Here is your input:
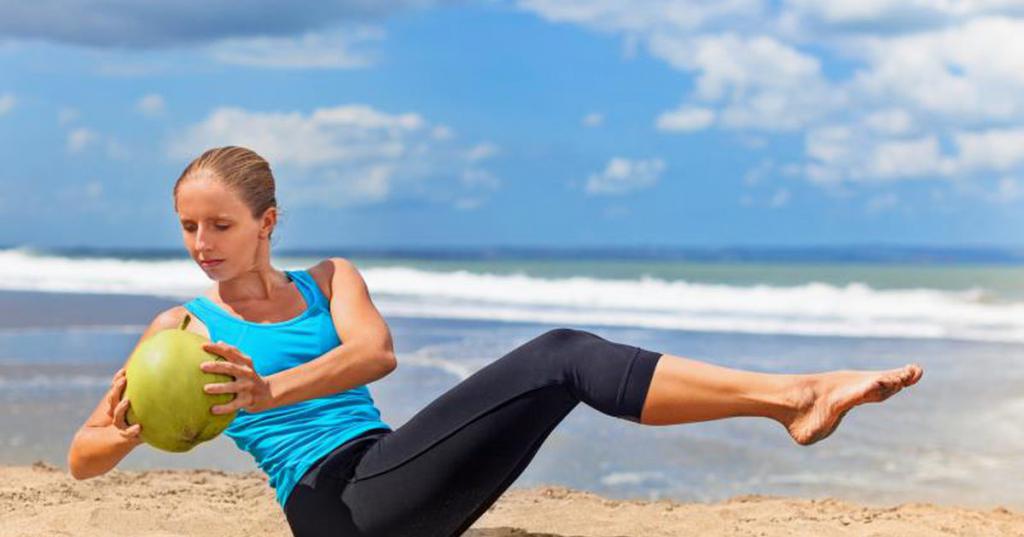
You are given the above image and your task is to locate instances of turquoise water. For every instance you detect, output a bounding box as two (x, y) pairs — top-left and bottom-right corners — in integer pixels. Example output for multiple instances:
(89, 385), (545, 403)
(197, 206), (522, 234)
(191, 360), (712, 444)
(349, 257), (1024, 300)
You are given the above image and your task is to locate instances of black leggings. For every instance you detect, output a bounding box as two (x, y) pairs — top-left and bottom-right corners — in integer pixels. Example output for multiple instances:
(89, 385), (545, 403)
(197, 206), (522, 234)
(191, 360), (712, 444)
(283, 328), (664, 537)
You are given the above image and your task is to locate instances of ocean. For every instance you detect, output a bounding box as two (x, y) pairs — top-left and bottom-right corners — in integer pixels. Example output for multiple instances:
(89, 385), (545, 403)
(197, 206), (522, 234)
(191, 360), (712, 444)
(2, 245), (1023, 508)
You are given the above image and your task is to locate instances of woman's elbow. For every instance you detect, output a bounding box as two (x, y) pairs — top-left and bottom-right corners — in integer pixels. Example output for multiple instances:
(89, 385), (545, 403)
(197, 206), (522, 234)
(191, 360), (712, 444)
(67, 451), (90, 481)
(379, 351), (398, 374)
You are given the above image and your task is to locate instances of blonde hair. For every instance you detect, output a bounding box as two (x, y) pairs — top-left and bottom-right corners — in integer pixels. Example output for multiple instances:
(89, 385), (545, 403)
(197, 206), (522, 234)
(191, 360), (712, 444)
(173, 146), (281, 240)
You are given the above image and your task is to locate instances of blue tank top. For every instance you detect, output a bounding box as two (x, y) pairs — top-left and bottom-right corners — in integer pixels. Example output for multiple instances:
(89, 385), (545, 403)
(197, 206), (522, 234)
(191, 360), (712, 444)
(182, 269), (392, 509)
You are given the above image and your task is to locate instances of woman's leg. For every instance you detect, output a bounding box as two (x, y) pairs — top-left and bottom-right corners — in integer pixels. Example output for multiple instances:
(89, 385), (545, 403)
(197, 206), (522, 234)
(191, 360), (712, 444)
(285, 328), (921, 537)
(335, 328), (662, 537)
(640, 355), (923, 444)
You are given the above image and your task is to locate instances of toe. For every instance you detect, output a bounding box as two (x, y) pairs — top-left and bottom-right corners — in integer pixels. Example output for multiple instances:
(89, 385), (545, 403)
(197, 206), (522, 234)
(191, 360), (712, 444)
(908, 364), (924, 384)
(872, 375), (903, 401)
(899, 364), (923, 386)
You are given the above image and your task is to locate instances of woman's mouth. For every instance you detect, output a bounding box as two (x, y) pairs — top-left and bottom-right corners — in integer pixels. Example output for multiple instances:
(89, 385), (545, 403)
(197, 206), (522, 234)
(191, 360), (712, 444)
(200, 259), (224, 269)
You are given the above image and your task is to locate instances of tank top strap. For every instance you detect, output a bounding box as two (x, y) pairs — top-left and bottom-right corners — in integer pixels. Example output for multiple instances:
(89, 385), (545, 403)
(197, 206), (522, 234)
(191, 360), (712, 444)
(286, 269), (329, 311)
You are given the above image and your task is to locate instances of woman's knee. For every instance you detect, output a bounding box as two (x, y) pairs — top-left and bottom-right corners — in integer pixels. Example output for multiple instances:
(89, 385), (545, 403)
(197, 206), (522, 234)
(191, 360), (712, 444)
(534, 327), (599, 347)
(521, 328), (603, 372)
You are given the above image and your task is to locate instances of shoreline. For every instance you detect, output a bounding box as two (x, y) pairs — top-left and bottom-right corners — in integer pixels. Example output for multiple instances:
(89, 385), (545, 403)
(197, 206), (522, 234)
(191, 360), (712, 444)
(3, 462), (1022, 536)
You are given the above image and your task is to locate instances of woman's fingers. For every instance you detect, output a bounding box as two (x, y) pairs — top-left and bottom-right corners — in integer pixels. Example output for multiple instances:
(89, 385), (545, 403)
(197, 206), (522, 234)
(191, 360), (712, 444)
(106, 377), (126, 417)
(202, 342), (254, 369)
(113, 397), (131, 429)
(107, 368), (128, 418)
(199, 360), (250, 379)
(203, 379), (245, 395)
(119, 423), (142, 439)
(212, 391), (252, 415)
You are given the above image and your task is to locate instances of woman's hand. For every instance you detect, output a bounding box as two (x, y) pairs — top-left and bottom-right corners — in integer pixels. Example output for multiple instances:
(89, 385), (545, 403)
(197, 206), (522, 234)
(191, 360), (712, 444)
(106, 367), (143, 446)
(200, 341), (273, 414)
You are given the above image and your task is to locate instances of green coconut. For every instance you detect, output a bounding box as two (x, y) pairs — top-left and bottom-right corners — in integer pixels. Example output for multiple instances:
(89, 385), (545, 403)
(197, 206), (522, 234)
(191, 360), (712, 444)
(124, 314), (238, 452)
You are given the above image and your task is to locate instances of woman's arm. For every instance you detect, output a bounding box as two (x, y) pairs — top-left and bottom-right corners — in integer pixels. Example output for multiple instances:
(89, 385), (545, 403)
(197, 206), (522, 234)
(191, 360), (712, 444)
(242, 258), (397, 412)
(67, 307), (186, 480)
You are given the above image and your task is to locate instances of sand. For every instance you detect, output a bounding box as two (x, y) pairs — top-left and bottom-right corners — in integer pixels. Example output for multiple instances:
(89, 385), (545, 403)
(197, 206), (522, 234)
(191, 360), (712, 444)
(2, 462), (1022, 536)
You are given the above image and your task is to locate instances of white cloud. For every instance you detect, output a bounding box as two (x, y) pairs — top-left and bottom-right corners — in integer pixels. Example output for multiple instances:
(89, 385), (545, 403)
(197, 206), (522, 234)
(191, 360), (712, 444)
(461, 169), (501, 190)
(582, 112), (604, 127)
(136, 94), (166, 117)
(992, 176), (1024, 204)
(64, 125), (129, 159)
(465, 142), (499, 162)
(170, 105), (424, 167)
(863, 108), (913, 135)
(518, 1), (1024, 198)
(783, 0), (1024, 31)
(0, 93), (14, 116)
(743, 159), (775, 185)
(806, 125), (1024, 183)
(67, 127), (97, 153)
(208, 27), (385, 69)
(453, 197), (485, 211)
(57, 107), (79, 126)
(651, 33), (841, 131)
(585, 157), (666, 195)
(656, 105), (714, 131)
(519, 0), (763, 36)
(951, 127), (1024, 173)
(849, 18), (1024, 122)
(431, 125), (454, 140)
(168, 104), (501, 209)
(769, 188), (790, 207)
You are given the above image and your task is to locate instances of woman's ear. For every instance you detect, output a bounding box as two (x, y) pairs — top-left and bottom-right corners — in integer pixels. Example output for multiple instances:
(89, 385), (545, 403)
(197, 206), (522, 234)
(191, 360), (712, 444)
(260, 207), (277, 239)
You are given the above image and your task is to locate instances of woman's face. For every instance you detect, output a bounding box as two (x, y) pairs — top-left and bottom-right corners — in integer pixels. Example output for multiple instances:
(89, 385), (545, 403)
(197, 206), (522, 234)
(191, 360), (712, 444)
(175, 177), (270, 280)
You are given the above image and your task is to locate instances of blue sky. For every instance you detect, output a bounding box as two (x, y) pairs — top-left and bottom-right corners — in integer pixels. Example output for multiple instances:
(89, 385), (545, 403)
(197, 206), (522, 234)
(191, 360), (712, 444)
(2, 1), (1024, 248)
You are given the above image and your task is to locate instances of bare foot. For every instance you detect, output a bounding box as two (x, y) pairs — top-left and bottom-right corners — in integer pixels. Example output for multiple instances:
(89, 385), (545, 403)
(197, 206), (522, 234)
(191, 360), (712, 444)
(782, 364), (924, 446)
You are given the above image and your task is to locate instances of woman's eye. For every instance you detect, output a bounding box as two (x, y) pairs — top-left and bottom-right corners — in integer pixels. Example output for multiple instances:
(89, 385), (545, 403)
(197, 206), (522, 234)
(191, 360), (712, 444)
(216, 224), (230, 230)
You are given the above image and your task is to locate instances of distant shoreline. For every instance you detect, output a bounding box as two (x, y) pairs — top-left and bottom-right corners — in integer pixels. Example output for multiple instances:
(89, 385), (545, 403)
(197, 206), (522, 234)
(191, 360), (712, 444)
(7, 244), (1024, 265)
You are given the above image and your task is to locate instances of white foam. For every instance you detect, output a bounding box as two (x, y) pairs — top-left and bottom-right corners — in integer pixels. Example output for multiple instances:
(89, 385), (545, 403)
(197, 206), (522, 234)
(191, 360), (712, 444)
(3, 248), (1024, 343)
(600, 470), (669, 487)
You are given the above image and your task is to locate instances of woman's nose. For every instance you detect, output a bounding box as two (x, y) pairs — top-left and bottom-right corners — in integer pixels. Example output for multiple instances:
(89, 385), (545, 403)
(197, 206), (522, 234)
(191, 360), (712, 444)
(195, 225), (213, 251)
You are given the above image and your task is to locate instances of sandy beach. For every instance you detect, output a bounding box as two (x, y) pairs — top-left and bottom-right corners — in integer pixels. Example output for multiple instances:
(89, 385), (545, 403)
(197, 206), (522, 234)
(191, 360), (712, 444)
(3, 462), (1022, 537)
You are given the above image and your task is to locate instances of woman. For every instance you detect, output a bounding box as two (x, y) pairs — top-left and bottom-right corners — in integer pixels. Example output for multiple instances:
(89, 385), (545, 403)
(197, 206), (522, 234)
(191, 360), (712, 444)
(67, 146), (923, 537)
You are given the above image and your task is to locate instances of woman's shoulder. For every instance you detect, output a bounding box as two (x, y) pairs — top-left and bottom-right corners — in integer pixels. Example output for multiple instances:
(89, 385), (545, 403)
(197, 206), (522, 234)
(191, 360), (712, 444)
(305, 257), (357, 303)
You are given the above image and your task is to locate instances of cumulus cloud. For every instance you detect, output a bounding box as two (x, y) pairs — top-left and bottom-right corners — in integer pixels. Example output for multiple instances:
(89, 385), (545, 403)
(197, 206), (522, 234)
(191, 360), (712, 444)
(136, 94), (166, 117)
(805, 125), (1024, 184)
(991, 176), (1024, 204)
(67, 127), (97, 153)
(465, 142), (498, 162)
(518, 0), (1024, 196)
(57, 106), (79, 126)
(656, 105), (714, 131)
(167, 104), (500, 209)
(0, 1), (448, 48)
(0, 93), (15, 116)
(208, 27), (385, 69)
(585, 157), (666, 195)
(66, 127), (131, 160)
(582, 112), (604, 127)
